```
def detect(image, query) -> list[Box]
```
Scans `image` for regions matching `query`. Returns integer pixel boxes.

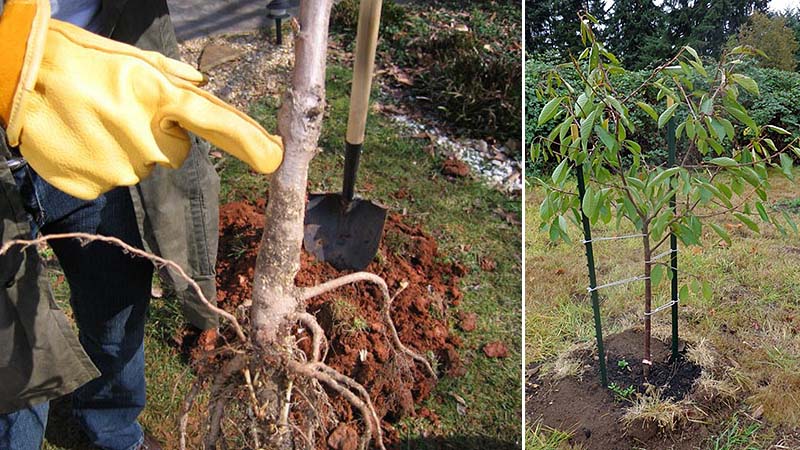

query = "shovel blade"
[303,193,387,270]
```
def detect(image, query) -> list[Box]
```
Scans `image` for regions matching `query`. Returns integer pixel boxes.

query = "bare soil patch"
[526,328,723,450]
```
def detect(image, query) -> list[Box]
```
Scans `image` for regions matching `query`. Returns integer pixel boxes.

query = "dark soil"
[526,329,717,450]
[200,198,465,447]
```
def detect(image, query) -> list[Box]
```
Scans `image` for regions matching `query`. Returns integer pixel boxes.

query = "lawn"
[526,174,800,449]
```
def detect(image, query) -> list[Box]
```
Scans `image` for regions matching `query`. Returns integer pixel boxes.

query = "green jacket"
[0,0,220,414]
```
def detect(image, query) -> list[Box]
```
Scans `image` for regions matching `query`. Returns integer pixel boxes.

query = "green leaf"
[580,109,599,150]
[702,281,713,301]
[626,176,646,191]
[725,104,758,132]
[684,46,700,62]
[679,285,689,303]
[701,181,732,208]
[539,97,563,126]
[549,218,560,241]
[650,167,681,188]
[558,215,570,241]
[605,96,626,116]
[734,213,760,233]
[595,125,618,151]
[689,59,708,77]
[756,201,770,222]
[708,118,726,141]
[731,74,759,96]
[651,264,664,287]
[709,223,732,246]
[691,279,701,295]
[658,103,679,128]
[766,125,791,135]
[582,185,598,220]
[719,117,735,140]
[539,195,552,221]
[731,177,744,196]
[651,212,671,242]
[780,153,794,180]
[551,159,569,185]
[709,157,738,168]
[636,102,659,121]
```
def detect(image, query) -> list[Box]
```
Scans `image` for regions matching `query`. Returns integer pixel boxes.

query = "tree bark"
[642,228,652,380]
[252,0,333,346]
[249,2,334,448]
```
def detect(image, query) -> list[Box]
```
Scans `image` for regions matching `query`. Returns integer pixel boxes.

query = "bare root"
[300,272,437,378]
[0,233,246,342]
[179,378,204,450]
[288,360,386,450]
[290,312,328,362]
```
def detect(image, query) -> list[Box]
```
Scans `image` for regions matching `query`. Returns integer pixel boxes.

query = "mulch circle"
[181,198,467,448]
[527,328,719,450]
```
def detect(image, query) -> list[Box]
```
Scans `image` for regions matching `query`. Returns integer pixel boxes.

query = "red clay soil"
[527,329,722,450]
[212,199,465,448]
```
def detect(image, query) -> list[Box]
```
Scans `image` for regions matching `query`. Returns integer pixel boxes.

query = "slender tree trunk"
[642,227,652,380]
[249,2,334,448]
[252,1,332,343]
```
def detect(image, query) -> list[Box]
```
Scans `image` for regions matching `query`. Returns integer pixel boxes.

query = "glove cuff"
[0,0,49,146]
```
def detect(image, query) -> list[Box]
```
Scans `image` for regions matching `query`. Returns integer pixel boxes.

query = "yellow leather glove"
[0,0,283,200]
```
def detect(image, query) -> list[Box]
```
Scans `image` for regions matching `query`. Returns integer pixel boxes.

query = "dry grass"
[621,390,689,432]
[539,341,593,381]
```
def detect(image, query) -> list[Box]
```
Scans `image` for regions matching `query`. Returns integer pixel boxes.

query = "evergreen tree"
[606,0,669,69]
[526,0,592,58]
[663,0,769,57]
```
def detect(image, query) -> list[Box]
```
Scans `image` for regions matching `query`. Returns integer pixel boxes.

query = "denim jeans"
[0,167,153,450]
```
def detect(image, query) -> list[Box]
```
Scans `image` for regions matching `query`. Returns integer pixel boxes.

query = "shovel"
[303,0,387,271]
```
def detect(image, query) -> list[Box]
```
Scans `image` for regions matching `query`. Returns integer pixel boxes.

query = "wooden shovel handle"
[346,0,382,146]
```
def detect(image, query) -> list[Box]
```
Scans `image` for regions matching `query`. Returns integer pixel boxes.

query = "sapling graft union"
[533,14,799,382]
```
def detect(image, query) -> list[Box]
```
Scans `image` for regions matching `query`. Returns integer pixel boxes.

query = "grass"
[41,62,521,449]
[525,422,581,450]
[526,173,800,448]
[709,416,760,450]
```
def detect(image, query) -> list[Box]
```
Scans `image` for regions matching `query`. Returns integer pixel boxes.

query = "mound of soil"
[211,199,465,446]
[527,329,710,450]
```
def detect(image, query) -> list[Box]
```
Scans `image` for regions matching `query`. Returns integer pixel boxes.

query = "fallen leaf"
[441,159,470,177]
[458,312,478,332]
[479,257,497,272]
[483,341,509,358]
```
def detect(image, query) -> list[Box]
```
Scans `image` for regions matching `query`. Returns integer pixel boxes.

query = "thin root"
[288,360,386,450]
[179,378,204,450]
[290,312,328,362]
[0,233,246,342]
[300,272,437,378]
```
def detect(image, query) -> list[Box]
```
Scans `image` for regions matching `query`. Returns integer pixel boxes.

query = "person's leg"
[0,402,49,450]
[38,182,153,450]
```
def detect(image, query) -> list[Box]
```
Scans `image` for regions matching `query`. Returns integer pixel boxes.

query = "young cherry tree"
[532,14,799,380]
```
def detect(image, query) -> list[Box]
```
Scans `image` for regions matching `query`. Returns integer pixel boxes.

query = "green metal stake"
[576,163,608,387]
[667,115,680,360]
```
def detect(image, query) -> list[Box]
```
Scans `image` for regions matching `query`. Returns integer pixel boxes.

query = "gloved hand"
[0,0,283,200]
